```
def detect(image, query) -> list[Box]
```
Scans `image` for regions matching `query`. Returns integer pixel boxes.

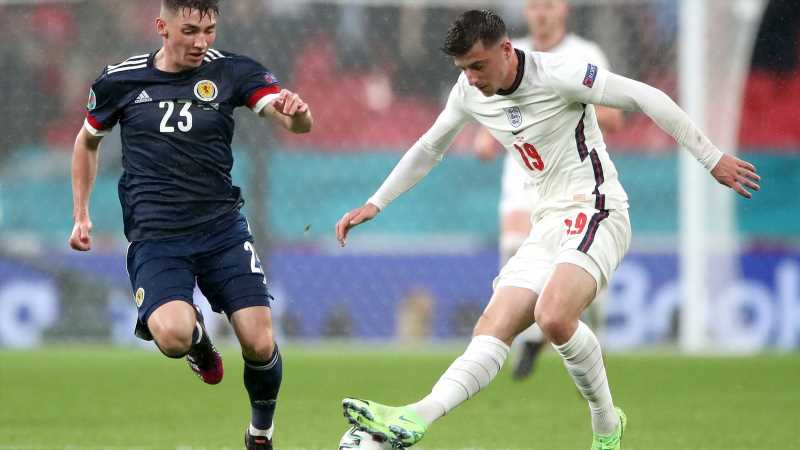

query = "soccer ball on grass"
[338,426,393,450]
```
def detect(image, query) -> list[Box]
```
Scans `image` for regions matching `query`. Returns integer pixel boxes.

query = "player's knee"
[156,338,193,358]
[151,323,194,358]
[241,332,275,361]
[534,303,572,343]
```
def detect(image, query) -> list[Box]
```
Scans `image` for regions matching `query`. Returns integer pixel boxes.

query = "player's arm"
[335,85,471,246]
[258,88,313,134]
[547,56,759,199]
[70,126,103,251]
[595,74,759,198]
[588,48,624,134]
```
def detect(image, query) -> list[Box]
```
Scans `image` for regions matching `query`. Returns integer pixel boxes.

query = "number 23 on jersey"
[159,100,193,133]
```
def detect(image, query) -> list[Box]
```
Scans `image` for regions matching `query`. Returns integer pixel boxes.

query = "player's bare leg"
[147,300,224,385]
[535,262,625,449]
[232,306,282,450]
[343,286,536,447]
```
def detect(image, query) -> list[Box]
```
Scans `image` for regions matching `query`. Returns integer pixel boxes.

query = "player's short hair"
[162,0,220,19]
[442,9,507,57]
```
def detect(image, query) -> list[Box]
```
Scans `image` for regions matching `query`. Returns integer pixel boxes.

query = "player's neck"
[500,49,520,92]
[533,29,566,52]
[154,47,188,73]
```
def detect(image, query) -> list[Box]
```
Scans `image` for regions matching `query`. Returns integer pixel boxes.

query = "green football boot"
[591,407,627,450]
[342,398,427,448]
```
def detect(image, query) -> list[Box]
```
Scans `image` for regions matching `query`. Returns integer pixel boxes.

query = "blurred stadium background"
[1,0,797,351]
[1,0,799,449]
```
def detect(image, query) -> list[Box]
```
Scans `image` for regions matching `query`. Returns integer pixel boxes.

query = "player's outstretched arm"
[70,126,103,251]
[335,203,380,247]
[594,73,760,199]
[260,88,313,134]
[333,83,470,247]
[332,140,441,247]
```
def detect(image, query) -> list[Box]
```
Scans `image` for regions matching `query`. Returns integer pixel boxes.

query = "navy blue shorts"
[125,213,272,340]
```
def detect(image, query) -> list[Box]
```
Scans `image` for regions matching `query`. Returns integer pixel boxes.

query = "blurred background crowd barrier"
[0,0,798,350]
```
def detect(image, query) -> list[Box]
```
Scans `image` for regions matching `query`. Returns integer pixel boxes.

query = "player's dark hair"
[442,9,507,57]
[162,0,220,19]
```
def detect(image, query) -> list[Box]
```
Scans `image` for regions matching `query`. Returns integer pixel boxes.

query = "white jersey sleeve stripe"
[107,54,149,69]
[84,118,109,137]
[107,59,147,70]
[251,93,280,114]
[108,64,148,75]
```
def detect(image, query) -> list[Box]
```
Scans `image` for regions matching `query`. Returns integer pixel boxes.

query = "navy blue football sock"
[243,345,282,431]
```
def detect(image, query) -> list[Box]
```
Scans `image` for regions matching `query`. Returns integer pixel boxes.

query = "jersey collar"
[148,50,205,78]
[497,49,526,96]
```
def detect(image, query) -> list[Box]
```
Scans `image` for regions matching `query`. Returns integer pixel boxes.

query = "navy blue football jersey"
[84,49,281,242]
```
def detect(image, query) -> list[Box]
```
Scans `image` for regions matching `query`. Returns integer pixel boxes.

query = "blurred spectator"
[0,0,797,155]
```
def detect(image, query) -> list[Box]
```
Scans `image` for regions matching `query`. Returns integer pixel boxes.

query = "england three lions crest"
[504,106,523,128]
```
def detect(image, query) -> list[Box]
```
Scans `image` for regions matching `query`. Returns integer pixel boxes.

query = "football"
[338,426,393,450]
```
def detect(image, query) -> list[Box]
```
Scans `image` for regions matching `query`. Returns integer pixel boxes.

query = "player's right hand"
[335,203,380,247]
[69,219,93,251]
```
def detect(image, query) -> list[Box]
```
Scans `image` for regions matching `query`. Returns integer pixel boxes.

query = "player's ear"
[500,39,513,57]
[156,17,168,38]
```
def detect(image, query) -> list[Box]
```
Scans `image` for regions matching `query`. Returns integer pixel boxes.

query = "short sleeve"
[84,70,121,136]
[541,53,609,105]
[233,56,282,113]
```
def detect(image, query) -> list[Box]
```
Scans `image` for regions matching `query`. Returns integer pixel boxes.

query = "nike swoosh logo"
[399,415,416,424]
[511,127,529,136]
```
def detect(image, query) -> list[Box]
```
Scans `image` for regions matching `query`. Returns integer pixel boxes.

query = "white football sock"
[249,423,273,439]
[408,335,509,425]
[553,321,619,435]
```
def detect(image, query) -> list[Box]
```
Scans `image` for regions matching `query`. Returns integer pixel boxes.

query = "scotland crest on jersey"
[504,106,523,128]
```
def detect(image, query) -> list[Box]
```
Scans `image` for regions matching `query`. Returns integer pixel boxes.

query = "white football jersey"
[499,34,615,211]
[436,50,629,212]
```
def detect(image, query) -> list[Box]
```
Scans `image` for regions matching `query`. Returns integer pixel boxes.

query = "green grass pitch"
[0,346,797,450]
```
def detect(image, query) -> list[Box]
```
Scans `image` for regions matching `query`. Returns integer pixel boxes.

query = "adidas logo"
[134,90,152,104]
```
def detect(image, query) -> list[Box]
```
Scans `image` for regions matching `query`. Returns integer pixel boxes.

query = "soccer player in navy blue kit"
[68,1,311,448]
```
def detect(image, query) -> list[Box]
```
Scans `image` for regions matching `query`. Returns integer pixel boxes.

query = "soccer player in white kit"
[335,10,759,450]
[474,0,625,380]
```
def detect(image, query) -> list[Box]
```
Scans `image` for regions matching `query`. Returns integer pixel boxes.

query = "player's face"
[525,0,568,40]
[158,7,217,69]
[454,40,514,97]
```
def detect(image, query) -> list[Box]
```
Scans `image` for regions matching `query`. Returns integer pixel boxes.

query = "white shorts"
[494,205,631,294]
[499,155,537,215]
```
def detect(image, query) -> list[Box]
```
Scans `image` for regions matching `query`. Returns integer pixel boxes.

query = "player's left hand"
[710,153,761,199]
[271,89,309,117]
